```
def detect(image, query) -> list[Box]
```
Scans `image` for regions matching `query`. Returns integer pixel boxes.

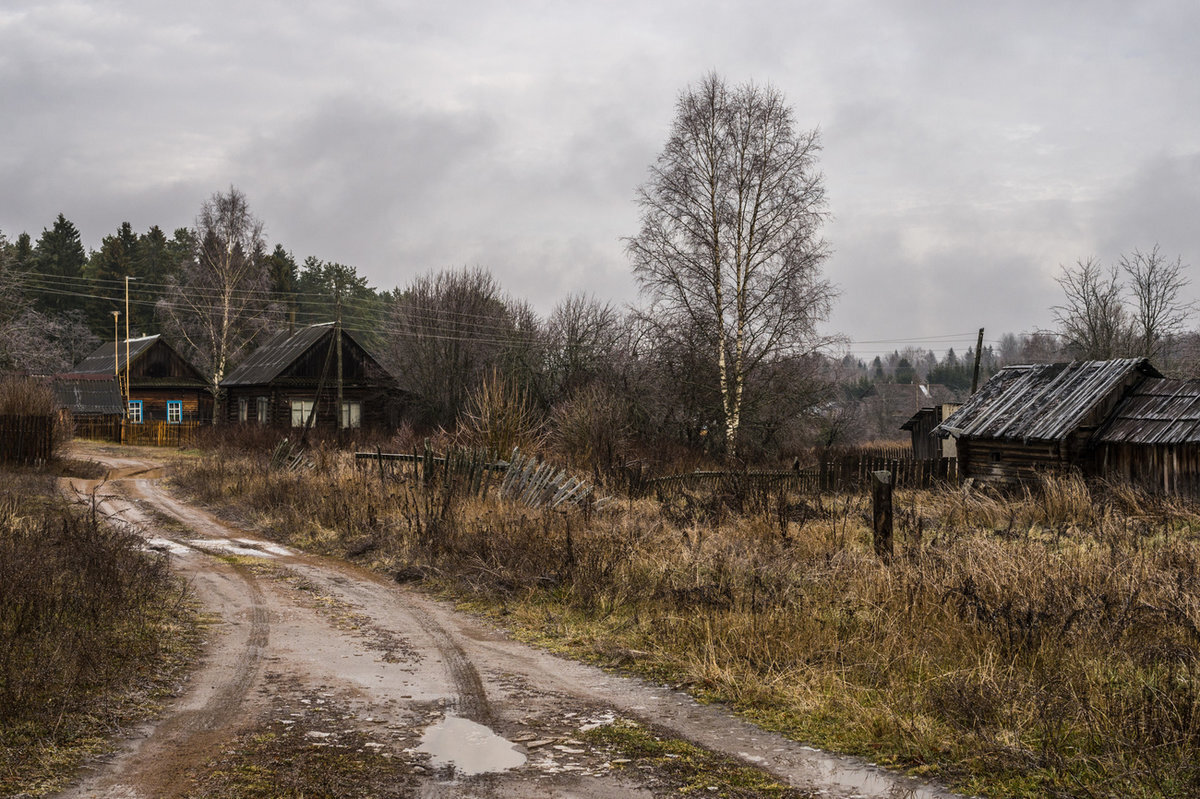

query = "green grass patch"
[583,719,807,798]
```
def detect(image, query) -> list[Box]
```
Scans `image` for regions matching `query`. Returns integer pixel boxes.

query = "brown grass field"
[169,443,1200,798]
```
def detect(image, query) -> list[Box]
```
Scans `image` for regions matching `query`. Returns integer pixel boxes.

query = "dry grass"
[172,448,1200,798]
[0,471,201,796]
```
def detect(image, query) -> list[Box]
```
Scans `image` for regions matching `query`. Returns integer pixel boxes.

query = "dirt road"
[54,446,964,799]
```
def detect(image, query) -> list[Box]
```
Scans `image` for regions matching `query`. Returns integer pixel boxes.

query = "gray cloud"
[3,0,1200,354]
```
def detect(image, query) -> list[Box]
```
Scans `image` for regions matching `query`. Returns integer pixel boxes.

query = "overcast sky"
[3,0,1199,361]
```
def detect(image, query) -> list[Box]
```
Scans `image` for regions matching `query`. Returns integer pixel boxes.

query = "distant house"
[935,358,1161,486]
[866,382,957,440]
[220,323,401,430]
[65,335,212,424]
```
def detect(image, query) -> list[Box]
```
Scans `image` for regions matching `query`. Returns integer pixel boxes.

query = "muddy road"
[54,446,963,799]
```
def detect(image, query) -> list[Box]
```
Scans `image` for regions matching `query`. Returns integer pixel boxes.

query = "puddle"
[185,537,294,558]
[416,715,526,776]
[145,537,192,555]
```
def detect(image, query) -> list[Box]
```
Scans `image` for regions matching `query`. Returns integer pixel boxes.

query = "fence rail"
[0,414,54,465]
[647,456,958,499]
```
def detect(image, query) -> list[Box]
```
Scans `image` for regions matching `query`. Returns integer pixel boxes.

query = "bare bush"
[549,384,629,469]
[457,369,544,458]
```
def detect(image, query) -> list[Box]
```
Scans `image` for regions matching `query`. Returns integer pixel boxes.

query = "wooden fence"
[355,446,609,509]
[0,414,55,465]
[647,456,958,500]
[71,418,203,447]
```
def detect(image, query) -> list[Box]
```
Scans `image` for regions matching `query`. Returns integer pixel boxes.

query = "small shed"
[66,335,212,424]
[934,358,1160,486]
[51,375,125,418]
[1093,378,1200,495]
[220,323,402,430]
[900,403,961,460]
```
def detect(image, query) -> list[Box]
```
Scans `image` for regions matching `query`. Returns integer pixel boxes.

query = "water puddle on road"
[417,715,526,776]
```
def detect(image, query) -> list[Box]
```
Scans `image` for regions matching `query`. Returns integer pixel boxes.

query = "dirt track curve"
[53,446,965,799]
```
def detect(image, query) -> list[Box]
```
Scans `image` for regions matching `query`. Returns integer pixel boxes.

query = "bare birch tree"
[627,73,834,457]
[157,187,274,417]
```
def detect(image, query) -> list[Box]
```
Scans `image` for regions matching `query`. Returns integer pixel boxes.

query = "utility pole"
[113,310,123,443]
[335,274,343,430]
[124,276,137,403]
[971,327,985,394]
[112,311,121,394]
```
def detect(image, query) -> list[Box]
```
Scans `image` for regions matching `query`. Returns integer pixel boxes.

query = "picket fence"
[71,418,203,447]
[0,414,55,465]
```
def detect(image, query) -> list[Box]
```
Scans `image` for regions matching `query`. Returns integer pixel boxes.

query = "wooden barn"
[65,335,213,424]
[220,323,402,430]
[934,358,1161,486]
[1093,378,1200,495]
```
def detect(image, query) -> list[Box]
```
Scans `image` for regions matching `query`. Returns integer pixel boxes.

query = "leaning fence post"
[871,469,893,560]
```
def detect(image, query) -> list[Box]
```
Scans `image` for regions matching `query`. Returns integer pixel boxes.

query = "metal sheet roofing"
[71,335,160,374]
[51,376,125,415]
[220,324,335,386]
[934,358,1160,442]
[1095,377,1200,445]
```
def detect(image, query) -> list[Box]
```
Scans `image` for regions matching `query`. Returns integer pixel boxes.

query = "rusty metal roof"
[934,358,1160,442]
[1095,377,1200,445]
[70,335,161,374]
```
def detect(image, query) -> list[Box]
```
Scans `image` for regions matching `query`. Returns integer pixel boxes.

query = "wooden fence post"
[871,469,893,560]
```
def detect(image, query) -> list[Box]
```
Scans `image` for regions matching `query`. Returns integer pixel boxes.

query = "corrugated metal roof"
[1095,377,1200,445]
[220,324,335,386]
[934,358,1160,442]
[71,335,161,374]
[51,376,125,415]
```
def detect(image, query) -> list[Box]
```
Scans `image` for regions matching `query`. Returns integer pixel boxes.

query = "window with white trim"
[256,396,269,424]
[238,397,248,423]
[290,399,315,427]
[167,401,182,424]
[341,401,362,429]
[128,400,143,424]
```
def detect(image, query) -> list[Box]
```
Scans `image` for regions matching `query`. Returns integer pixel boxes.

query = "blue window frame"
[167,401,182,424]
[128,400,143,424]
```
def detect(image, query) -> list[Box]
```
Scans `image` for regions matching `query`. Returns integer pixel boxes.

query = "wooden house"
[1093,378,1200,495]
[66,335,212,424]
[220,323,402,430]
[934,358,1161,486]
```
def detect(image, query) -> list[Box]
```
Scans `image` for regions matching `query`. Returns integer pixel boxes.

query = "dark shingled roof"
[1095,378,1200,445]
[52,376,124,415]
[934,358,1161,442]
[220,324,336,386]
[71,335,161,374]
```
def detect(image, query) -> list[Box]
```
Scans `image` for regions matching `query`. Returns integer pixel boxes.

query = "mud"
[50,445,968,799]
